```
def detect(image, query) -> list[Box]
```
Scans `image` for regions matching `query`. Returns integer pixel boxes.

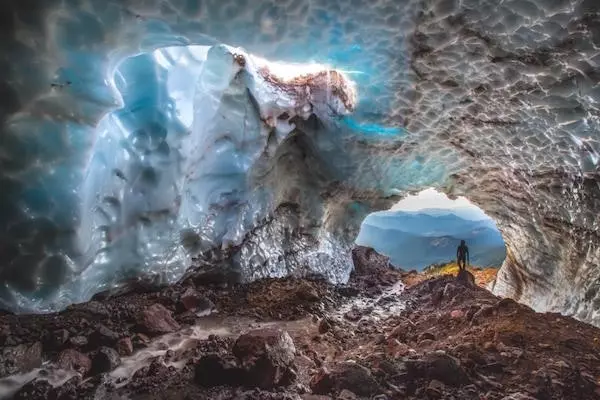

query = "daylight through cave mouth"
[355,188,506,271]
[1,0,600,327]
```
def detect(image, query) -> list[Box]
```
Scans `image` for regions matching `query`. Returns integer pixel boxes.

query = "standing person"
[456,240,469,270]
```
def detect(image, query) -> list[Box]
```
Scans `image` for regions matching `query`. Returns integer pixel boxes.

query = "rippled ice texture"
[0,0,599,325]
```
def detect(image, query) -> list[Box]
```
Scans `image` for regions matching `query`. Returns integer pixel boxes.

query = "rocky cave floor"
[1,249,600,400]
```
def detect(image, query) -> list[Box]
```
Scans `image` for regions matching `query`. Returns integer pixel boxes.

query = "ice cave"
[1,0,600,330]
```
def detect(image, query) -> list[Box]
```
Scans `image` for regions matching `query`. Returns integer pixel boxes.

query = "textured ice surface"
[0,0,600,325]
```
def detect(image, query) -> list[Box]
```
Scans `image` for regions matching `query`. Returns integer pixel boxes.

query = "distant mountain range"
[355,210,506,270]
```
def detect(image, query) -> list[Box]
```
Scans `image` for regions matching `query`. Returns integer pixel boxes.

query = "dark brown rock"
[318,318,332,334]
[338,389,358,400]
[116,337,134,356]
[53,376,81,399]
[78,301,109,316]
[311,362,380,397]
[132,333,150,349]
[139,304,180,334]
[296,282,320,301]
[233,328,296,389]
[56,349,92,376]
[90,324,119,347]
[46,329,70,350]
[0,342,42,378]
[352,246,392,273]
[69,335,88,347]
[344,308,361,322]
[179,288,214,312]
[456,269,476,287]
[426,379,445,399]
[13,379,53,400]
[419,332,436,342]
[91,347,121,375]
[194,353,243,387]
[337,286,360,297]
[406,353,468,386]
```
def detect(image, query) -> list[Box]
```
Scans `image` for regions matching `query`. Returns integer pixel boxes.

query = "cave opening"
[355,188,506,272]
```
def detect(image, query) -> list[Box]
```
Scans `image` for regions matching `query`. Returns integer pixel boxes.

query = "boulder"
[296,282,320,302]
[56,349,92,376]
[116,337,134,356]
[46,329,70,350]
[418,332,436,342]
[69,336,88,347]
[179,288,214,313]
[344,307,362,322]
[351,246,392,273]
[233,328,296,388]
[132,333,150,349]
[426,379,445,399]
[338,389,358,400]
[385,339,410,358]
[405,353,468,386]
[337,286,360,297]
[194,353,243,387]
[311,362,380,397]
[52,376,81,399]
[139,304,180,334]
[456,270,475,287]
[90,347,121,375]
[90,324,119,347]
[13,379,53,400]
[318,318,332,334]
[78,301,110,316]
[0,342,42,378]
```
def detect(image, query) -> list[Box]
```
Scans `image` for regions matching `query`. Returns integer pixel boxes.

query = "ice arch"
[356,189,506,269]
[0,0,599,326]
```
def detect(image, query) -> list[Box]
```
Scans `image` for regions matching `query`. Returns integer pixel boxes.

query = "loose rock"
[139,304,180,334]
[91,346,121,375]
[0,342,42,378]
[311,362,380,397]
[233,328,296,388]
[13,379,53,400]
[195,353,242,387]
[116,337,134,356]
[90,324,119,347]
[338,389,358,400]
[426,379,445,399]
[179,288,214,312]
[46,329,70,349]
[406,353,468,386]
[56,349,92,376]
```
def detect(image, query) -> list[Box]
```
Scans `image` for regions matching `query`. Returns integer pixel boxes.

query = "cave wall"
[0,0,599,325]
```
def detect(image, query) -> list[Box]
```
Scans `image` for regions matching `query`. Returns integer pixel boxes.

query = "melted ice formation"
[1,42,360,312]
[0,0,599,326]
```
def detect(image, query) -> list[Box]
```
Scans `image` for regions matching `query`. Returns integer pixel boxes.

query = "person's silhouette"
[456,240,469,270]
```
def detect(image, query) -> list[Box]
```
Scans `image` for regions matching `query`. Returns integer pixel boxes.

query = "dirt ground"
[0,247,598,399]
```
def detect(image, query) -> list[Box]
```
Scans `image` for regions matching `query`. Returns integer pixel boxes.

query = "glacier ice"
[1,42,365,312]
[0,0,600,327]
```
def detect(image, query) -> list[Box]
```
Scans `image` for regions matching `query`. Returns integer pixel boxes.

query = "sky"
[390,188,490,220]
